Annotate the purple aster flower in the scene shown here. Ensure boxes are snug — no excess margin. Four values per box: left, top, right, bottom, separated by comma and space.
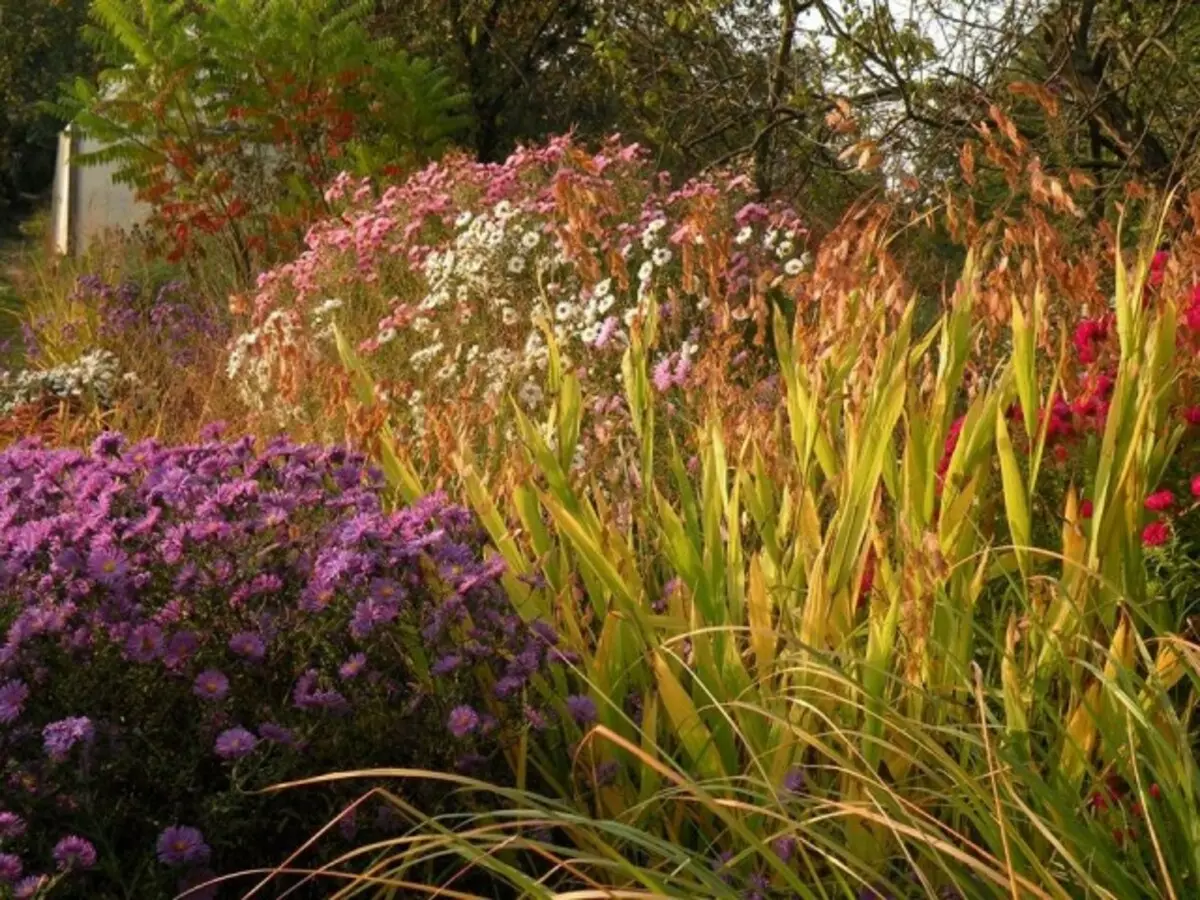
125, 622, 165, 663
0, 812, 26, 839
193, 669, 229, 701
42, 717, 95, 761
782, 767, 806, 795
90, 432, 124, 457
0, 679, 29, 724
431, 653, 461, 675
338, 653, 367, 680
337, 807, 358, 840
163, 630, 199, 669
447, 704, 480, 738
0, 853, 22, 883
53, 835, 97, 870
13, 875, 46, 899
744, 871, 769, 900
228, 632, 266, 661
86, 544, 130, 586
566, 694, 597, 726
525, 705, 551, 730
257, 722, 297, 746
592, 760, 619, 786
214, 727, 257, 759
772, 835, 797, 862
156, 826, 211, 867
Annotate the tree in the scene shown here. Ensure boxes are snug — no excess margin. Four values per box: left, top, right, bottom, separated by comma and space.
59, 0, 468, 279
374, 0, 600, 163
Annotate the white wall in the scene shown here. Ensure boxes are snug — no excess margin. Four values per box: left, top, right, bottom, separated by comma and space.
49, 126, 150, 257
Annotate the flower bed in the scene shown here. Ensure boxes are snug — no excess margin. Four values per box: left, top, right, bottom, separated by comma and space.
0, 429, 559, 897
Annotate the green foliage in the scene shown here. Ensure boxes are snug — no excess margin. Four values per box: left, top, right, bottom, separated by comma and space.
56, 0, 468, 280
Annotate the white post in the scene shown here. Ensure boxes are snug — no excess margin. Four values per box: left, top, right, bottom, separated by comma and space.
52, 125, 73, 256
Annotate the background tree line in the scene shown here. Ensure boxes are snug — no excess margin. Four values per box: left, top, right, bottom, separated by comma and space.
5, 0, 1200, 232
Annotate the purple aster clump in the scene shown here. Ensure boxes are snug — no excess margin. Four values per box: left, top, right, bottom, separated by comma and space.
0, 436, 554, 894
70, 275, 229, 369
53, 835, 97, 871
156, 826, 211, 867
42, 716, 95, 761
214, 727, 257, 759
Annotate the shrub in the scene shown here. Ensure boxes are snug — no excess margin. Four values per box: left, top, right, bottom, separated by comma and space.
0, 430, 562, 897
59, 0, 467, 280
231, 134, 821, 472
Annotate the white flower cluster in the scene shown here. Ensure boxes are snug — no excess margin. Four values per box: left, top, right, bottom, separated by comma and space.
226, 309, 304, 415
389, 201, 666, 427
0, 349, 126, 415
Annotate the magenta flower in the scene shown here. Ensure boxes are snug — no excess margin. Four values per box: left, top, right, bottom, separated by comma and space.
1142, 521, 1171, 547
447, 704, 480, 738
1144, 490, 1174, 512
42, 716, 95, 761
53, 835, 97, 870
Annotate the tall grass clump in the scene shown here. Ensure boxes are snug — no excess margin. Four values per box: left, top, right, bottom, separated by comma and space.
273, 149, 1200, 895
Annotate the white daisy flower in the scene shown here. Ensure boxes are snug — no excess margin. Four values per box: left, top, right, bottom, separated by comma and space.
376, 327, 398, 345
784, 258, 804, 276
597, 293, 615, 313
594, 278, 612, 297
776, 240, 794, 258
764, 229, 778, 248
735, 226, 753, 245
648, 217, 667, 232
455, 211, 473, 228
580, 323, 600, 343
555, 301, 575, 321
518, 380, 543, 408
493, 200, 513, 218
652, 247, 673, 267
507, 256, 526, 274
638, 261, 654, 282
502, 307, 519, 326
521, 231, 541, 250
